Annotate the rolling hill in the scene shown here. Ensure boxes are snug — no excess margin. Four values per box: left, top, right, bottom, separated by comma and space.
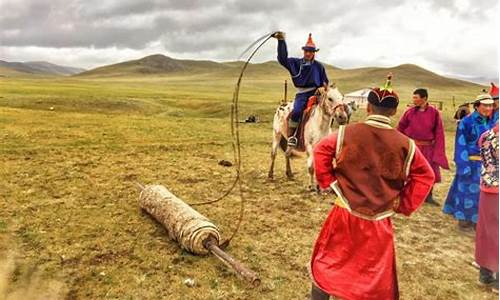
75, 54, 484, 91
0, 60, 85, 76
76, 54, 227, 77
77, 54, 342, 78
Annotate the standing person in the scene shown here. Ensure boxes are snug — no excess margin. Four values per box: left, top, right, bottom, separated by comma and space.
443, 94, 494, 230
398, 88, 449, 205
309, 75, 435, 300
489, 83, 499, 125
272, 31, 329, 147
475, 123, 499, 292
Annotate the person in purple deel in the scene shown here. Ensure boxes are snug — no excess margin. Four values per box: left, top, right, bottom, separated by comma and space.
272, 31, 329, 147
398, 88, 449, 206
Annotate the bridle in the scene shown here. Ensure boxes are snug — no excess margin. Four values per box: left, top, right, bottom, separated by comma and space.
317, 89, 345, 117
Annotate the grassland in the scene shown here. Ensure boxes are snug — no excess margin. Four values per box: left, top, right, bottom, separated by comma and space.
0, 63, 496, 299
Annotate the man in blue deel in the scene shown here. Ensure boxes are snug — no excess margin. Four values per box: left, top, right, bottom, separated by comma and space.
272, 31, 329, 147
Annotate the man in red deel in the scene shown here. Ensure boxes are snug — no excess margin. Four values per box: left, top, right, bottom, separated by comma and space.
309, 74, 435, 300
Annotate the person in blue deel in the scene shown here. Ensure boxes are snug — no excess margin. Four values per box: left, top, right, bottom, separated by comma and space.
272, 31, 329, 147
443, 94, 495, 231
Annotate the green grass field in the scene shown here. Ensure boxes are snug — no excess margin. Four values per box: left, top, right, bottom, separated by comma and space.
0, 65, 496, 299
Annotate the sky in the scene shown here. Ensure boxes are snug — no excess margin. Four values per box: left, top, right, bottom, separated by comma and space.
0, 0, 498, 82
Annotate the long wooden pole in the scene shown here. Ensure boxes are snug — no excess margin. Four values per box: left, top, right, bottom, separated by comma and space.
204, 236, 261, 287
138, 183, 260, 287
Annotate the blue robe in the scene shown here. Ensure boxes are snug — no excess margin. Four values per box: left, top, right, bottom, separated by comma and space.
443, 111, 493, 223
277, 40, 329, 123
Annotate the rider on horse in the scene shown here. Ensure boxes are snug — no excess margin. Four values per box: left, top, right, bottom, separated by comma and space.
272, 32, 329, 147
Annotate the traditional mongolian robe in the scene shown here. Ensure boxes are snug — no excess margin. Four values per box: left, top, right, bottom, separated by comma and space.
443, 111, 493, 223
277, 40, 329, 124
475, 124, 499, 273
398, 104, 449, 182
310, 115, 435, 300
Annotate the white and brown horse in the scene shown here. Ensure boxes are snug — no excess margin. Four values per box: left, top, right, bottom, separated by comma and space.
268, 85, 347, 189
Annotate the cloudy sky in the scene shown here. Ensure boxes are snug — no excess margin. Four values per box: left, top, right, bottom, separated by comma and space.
0, 0, 498, 81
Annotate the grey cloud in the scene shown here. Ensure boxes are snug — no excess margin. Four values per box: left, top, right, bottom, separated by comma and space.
0, 0, 497, 79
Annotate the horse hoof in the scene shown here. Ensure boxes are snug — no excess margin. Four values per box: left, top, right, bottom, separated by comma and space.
286, 173, 294, 179
267, 174, 274, 181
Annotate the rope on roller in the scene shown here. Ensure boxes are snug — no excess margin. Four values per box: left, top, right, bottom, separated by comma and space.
188, 32, 277, 248
138, 184, 261, 286
140, 185, 221, 255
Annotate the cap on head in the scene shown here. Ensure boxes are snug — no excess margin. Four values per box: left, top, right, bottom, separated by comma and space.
302, 33, 319, 52
367, 73, 399, 108
475, 93, 494, 105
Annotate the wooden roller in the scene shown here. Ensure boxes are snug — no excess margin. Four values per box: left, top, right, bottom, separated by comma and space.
139, 184, 260, 287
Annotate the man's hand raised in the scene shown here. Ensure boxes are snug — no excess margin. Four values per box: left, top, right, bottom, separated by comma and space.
272, 31, 286, 40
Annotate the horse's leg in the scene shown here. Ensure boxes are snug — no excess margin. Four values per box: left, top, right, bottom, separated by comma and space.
268, 132, 280, 180
306, 144, 317, 191
285, 156, 293, 179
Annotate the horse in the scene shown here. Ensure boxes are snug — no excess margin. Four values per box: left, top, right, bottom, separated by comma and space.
345, 100, 359, 123
334, 100, 357, 125
267, 85, 347, 190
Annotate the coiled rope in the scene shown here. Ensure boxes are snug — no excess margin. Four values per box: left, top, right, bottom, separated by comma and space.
189, 32, 278, 248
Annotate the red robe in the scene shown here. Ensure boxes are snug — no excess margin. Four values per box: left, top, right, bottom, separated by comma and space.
310, 131, 434, 300
397, 105, 449, 183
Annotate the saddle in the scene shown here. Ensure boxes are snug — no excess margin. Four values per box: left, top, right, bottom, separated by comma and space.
282, 95, 318, 152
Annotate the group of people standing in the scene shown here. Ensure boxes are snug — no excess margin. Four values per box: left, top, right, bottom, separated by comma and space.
399, 83, 499, 293
272, 32, 498, 299
443, 83, 499, 290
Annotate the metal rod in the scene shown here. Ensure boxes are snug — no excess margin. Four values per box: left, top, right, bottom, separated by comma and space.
204, 237, 261, 287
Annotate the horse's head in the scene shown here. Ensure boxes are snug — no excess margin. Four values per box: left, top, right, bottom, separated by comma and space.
318, 84, 348, 125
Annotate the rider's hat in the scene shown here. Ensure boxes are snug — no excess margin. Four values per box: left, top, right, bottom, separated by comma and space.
302, 33, 319, 52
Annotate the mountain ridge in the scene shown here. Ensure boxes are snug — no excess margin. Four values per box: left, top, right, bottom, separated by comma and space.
0, 60, 85, 76
0, 54, 487, 89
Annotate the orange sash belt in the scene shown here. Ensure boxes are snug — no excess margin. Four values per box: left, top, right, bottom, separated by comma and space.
414, 139, 434, 146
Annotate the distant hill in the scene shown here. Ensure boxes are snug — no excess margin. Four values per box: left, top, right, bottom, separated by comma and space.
76, 54, 483, 90
0, 60, 85, 76
77, 54, 341, 77
77, 54, 227, 77
331, 64, 480, 89
4, 53, 483, 91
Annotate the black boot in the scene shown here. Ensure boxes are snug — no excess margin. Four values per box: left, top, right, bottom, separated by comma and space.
480, 267, 496, 285
458, 220, 474, 232
311, 283, 330, 300
425, 189, 440, 206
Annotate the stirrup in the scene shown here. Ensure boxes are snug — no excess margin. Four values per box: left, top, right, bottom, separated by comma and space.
287, 136, 298, 147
